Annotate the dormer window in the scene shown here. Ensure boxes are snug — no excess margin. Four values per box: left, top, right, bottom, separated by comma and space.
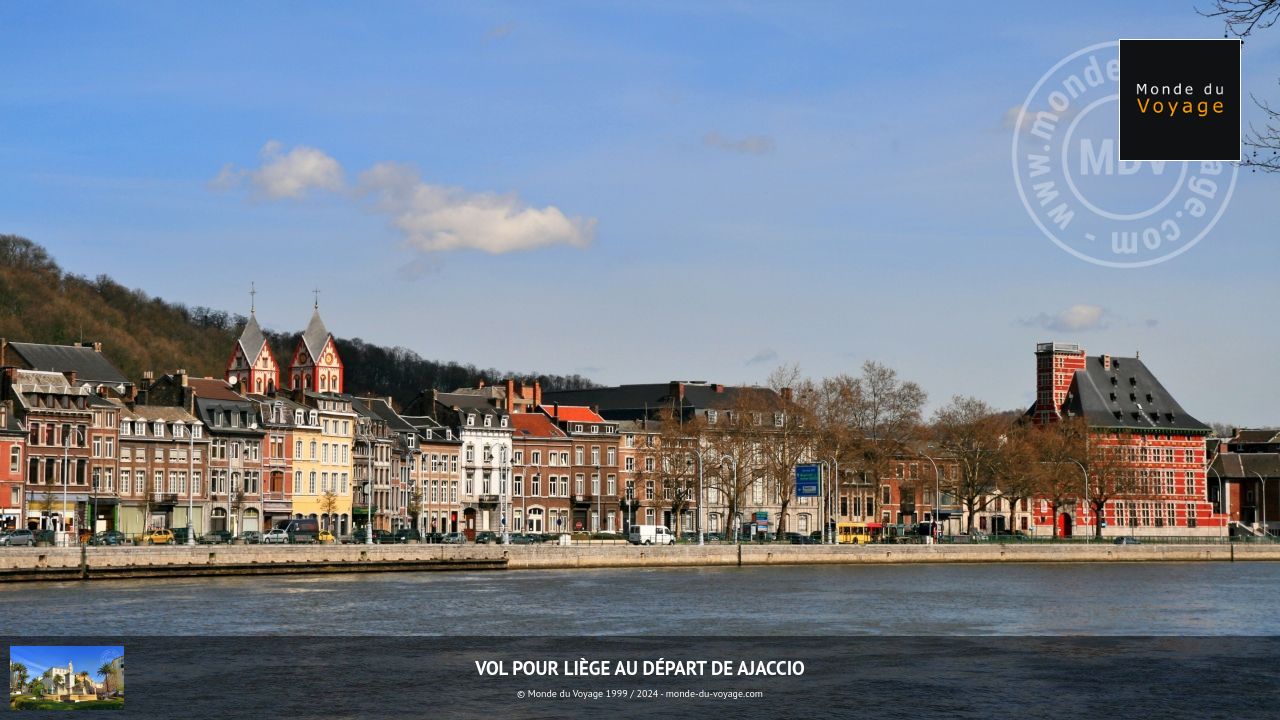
468, 414, 476, 426
192, 425, 203, 439
574, 424, 583, 433
136, 422, 147, 437
500, 417, 507, 428
484, 415, 492, 427
774, 412, 784, 427
153, 421, 165, 436
120, 421, 132, 436
590, 425, 598, 434
309, 412, 318, 425
173, 423, 185, 438
707, 410, 717, 424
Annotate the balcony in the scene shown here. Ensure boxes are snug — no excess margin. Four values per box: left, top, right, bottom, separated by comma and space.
478, 494, 500, 506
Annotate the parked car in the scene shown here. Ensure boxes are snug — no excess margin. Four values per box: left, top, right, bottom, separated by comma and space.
89, 530, 127, 546
144, 528, 175, 545
441, 532, 467, 544
508, 533, 539, 545
784, 532, 816, 545
318, 530, 336, 543
238, 530, 263, 544
421, 532, 443, 544
0, 529, 35, 546
1114, 536, 1141, 545
199, 530, 233, 544
261, 528, 291, 544
276, 518, 319, 543
474, 531, 499, 544
350, 527, 393, 544
391, 529, 422, 543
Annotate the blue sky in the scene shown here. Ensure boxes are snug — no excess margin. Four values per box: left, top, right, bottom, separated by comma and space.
2, 1, 1277, 425
9, 645, 124, 678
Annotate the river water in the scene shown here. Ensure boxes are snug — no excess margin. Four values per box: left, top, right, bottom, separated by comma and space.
2, 562, 1276, 636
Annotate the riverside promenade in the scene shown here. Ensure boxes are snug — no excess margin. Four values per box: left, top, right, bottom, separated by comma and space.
1, 542, 1278, 581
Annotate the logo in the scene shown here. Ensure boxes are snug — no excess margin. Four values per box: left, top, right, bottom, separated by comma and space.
1012, 41, 1237, 268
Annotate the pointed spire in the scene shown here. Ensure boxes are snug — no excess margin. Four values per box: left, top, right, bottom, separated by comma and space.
250, 281, 257, 315
302, 305, 331, 361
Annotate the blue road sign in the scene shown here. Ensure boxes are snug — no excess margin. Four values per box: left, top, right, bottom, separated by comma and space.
795, 463, 821, 497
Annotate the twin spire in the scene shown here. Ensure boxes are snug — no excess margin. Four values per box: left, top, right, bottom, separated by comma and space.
230, 283, 342, 394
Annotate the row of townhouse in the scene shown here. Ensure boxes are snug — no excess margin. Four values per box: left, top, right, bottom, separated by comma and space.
0, 308, 1267, 541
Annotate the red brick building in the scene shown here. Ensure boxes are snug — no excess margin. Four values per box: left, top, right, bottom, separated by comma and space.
539, 405, 622, 533
0, 400, 24, 531
509, 412, 571, 534
1029, 342, 1220, 537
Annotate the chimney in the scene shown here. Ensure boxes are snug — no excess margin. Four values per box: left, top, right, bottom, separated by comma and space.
505, 379, 516, 414
63, 370, 78, 385
669, 381, 685, 404
781, 387, 793, 402
552, 402, 559, 420
713, 384, 724, 393
92, 341, 103, 353
533, 380, 542, 407
177, 369, 188, 388
1102, 354, 1112, 370
478, 379, 485, 389
0, 338, 6, 366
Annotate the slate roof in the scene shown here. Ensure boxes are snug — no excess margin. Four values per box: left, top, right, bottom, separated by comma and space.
236, 313, 269, 361
6, 342, 129, 386
542, 382, 783, 420
352, 396, 415, 433
435, 392, 508, 416
300, 308, 331, 361
1212, 452, 1280, 479
1059, 355, 1210, 434
1233, 429, 1280, 445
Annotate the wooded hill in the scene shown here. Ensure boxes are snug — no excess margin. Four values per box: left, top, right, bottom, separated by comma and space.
0, 234, 597, 404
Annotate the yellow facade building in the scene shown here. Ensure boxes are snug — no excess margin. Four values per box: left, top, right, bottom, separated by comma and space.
289, 393, 355, 535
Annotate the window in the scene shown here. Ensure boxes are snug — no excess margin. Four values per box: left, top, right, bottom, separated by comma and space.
575, 447, 584, 465
532, 475, 541, 496
309, 472, 317, 495
9, 447, 19, 473
625, 457, 635, 471
607, 448, 616, 466
576, 474, 585, 495
607, 474, 616, 495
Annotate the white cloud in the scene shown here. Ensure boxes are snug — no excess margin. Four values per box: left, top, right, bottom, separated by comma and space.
212, 143, 595, 255
358, 162, 596, 254
1021, 304, 1109, 332
703, 131, 776, 155
209, 140, 344, 200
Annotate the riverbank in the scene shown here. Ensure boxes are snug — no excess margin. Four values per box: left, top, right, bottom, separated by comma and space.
1, 542, 1278, 581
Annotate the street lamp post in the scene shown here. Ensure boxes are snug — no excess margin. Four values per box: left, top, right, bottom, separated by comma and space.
1069, 459, 1089, 543
696, 449, 704, 546
1252, 471, 1268, 539
921, 452, 941, 543
62, 426, 85, 546
1207, 465, 1226, 537
186, 425, 196, 545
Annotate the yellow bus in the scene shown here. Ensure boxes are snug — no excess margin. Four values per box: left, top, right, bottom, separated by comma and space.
836, 522, 883, 545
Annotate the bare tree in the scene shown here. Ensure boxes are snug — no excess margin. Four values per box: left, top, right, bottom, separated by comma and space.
991, 422, 1040, 535
831, 362, 928, 522
1200, 0, 1280, 170
704, 394, 764, 543
1077, 426, 1140, 539
753, 365, 814, 536
932, 396, 1004, 533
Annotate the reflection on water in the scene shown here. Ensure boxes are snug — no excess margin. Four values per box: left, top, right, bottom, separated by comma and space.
2, 562, 1276, 636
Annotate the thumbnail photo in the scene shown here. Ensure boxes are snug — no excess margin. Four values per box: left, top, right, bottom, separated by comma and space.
8, 646, 123, 711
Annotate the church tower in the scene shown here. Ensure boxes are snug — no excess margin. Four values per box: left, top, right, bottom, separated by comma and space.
289, 294, 344, 393
226, 284, 280, 394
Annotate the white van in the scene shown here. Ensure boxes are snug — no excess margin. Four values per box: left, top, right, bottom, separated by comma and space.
629, 524, 676, 546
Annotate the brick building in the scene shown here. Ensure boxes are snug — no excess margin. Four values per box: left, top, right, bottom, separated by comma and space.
539, 405, 622, 533
0, 400, 24, 531
509, 411, 572, 534
1208, 429, 1280, 535
1029, 342, 1220, 537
